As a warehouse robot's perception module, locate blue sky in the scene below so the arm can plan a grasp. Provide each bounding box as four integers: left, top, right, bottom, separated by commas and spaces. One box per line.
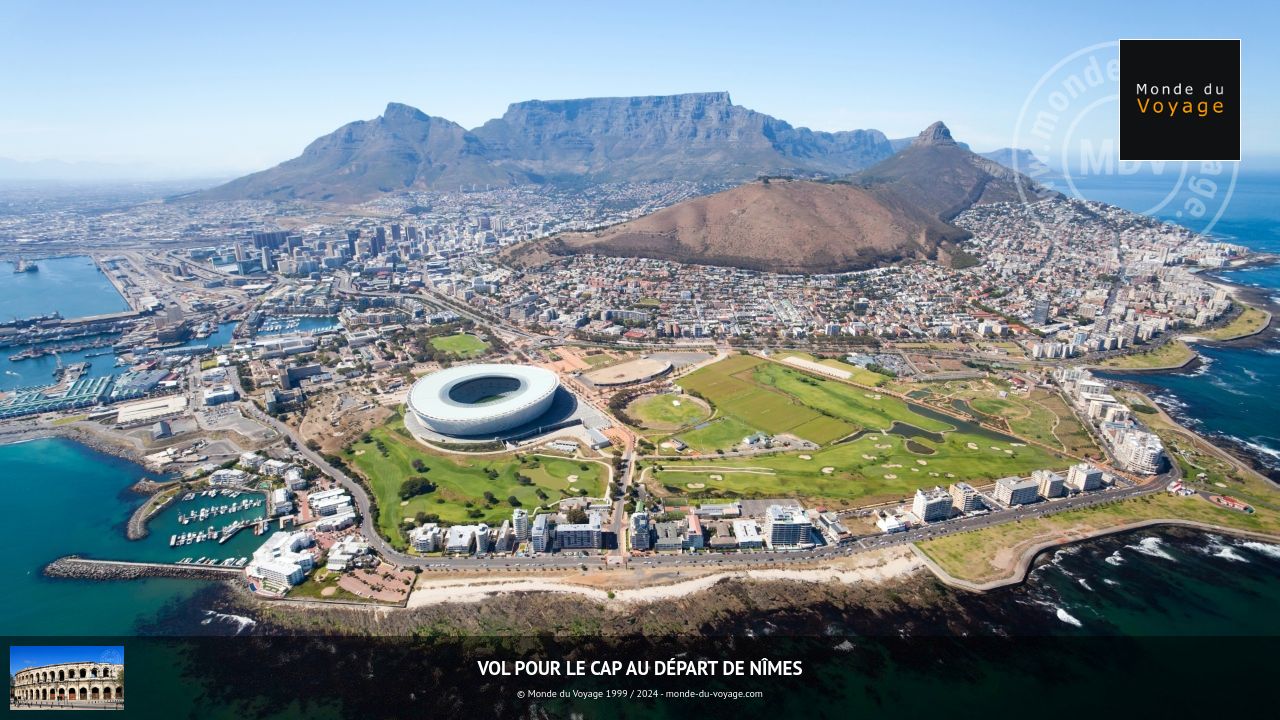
0, 0, 1272, 176
10, 646, 124, 675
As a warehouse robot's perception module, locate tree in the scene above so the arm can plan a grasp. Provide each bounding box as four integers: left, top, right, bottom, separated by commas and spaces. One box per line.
566, 507, 588, 524
507, 495, 521, 507
399, 476, 436, 500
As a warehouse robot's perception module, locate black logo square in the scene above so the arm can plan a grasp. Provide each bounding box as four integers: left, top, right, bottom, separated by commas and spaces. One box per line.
1120, 39, 1240, 161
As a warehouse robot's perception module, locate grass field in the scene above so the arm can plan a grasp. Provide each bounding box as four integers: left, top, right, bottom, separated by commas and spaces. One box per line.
430, 333, 489, 357
581, 352, 617, 367
920, 388, 1280, 584
346, 413, 605, 548
627, 393, 711, 431
922, 379, 1100, 456
776, 351, 892, 387
656, 356, 1065, 506
676, 417, 757, 452
917, 490, 1280, 584
1099, 340, 1196, 369
1198, 305, 1270, 340
652, 426, 1063, 507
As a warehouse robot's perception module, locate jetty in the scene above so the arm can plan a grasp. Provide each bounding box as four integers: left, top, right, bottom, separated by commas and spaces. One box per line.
43, 556, 242, 581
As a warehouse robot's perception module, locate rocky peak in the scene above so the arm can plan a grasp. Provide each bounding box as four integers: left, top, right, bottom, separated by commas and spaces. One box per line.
912, 121, 956, 147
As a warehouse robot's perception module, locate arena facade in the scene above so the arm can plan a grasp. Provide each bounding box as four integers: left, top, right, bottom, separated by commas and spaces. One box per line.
11, 662, 123, 704
407, 364, 559, 437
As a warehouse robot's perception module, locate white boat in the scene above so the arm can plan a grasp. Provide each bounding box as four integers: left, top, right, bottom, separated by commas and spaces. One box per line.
169, 534, 177, 547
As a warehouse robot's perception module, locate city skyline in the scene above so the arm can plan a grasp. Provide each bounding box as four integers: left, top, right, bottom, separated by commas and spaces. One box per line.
1, 0, 1276, 178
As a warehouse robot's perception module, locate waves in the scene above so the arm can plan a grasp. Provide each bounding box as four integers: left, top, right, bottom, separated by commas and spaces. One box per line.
1127, 536, 1177, 561
1104, 550, 1125, 566
201, 610, 257, 634
1240, 541, 1280, 560
1055, 607, 1083, 627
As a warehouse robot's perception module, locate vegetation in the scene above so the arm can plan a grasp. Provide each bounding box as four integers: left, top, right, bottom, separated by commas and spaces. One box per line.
429, 332, 490, 358
1099, 340, 1196, 369
346, 411, 606, 548
655, 357, 1064, 506
920, 389, 1280, 584
1197, 305, 1270, 341
626, 393, 711, 431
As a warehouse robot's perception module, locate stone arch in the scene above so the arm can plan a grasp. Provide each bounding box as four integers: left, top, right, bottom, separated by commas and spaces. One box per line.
80, 667, 87, 678
79, 687, 87, 700
91, 686, 100, 700
91, 667, 98, 678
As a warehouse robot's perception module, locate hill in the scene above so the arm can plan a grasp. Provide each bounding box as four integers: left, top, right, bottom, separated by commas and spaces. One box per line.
515, 122, 1051, 274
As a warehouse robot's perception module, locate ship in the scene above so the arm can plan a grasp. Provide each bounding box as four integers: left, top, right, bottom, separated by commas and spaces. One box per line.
12, 258, 38, 273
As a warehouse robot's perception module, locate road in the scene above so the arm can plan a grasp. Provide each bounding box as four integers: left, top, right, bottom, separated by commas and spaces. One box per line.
243, 375, 1176, 572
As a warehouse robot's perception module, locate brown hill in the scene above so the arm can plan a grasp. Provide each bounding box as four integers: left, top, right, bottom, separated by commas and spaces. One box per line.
540, 179, 969, 274
516, 122, 1049, 274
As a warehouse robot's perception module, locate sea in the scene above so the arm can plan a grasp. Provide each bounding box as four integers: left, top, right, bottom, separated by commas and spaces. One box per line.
1078, 171, 1280, 475
2, 180, 1279, 716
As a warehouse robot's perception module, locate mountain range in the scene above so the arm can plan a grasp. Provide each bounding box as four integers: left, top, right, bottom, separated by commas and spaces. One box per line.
195, 93, 1041, 202
507, 121, 1051, 274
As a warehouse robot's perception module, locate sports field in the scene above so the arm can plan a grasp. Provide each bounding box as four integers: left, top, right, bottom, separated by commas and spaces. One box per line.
346, 413, 605, 548
627, 393, 711, 431
430, 332, 490, 357
658, 355, 1065, 505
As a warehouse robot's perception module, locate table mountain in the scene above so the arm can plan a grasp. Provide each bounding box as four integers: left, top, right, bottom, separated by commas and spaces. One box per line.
195, 93, 896, 202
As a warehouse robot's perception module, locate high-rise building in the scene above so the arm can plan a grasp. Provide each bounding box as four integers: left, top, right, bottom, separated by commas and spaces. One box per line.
1113, 430, 1163, 475
994, 476, 1039, 506
531, 513, 551, 553
913, 486, 953, 522
556, 512, 602, 550
345, 229, 359, 256
512, 508, 529, 542
629, 511, 651, 551
1065, 463, 1104, 492
1034, 469, 1065, 498
949, 482, 982, 513
763, 505, 812, 549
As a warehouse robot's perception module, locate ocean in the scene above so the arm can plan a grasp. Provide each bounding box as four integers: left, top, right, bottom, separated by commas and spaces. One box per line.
1080, 171, 1280, 475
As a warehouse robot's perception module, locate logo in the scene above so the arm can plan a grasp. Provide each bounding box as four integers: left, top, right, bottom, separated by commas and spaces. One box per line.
1011, 41, 1238, 235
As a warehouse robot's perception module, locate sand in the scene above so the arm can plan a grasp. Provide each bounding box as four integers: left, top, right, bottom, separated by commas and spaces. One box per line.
405, 548, 923, 608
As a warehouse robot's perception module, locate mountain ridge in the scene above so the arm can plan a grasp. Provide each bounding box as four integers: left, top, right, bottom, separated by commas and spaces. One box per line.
196, 93, 904, 202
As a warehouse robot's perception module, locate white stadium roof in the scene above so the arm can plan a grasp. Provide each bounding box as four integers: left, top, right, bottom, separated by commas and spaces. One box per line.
407, 364, 559, 437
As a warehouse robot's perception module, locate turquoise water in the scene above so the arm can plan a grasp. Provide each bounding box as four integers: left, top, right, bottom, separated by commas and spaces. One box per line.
0, 255, 128, 320
0, 437, 264, 636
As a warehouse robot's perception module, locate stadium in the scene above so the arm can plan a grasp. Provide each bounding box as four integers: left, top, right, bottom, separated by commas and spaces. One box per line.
407, 364, 560, 437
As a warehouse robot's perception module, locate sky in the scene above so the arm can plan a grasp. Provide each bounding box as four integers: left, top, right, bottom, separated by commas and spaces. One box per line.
0, 0, 1274, 177
10, 646, 124, 675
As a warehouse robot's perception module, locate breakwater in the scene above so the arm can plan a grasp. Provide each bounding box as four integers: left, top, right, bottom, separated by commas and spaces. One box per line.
44, 556, 242, 582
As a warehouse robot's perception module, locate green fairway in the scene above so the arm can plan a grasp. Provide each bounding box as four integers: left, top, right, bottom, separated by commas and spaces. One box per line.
675, 416, 758, 453
656, 355, 1066, 506
346, 414, 606, 548
930, 379, 1099, 456
430, 332, 490, 357
677, 355, 857, 444
627, 393, 711, 430
652, 427, 1063, 507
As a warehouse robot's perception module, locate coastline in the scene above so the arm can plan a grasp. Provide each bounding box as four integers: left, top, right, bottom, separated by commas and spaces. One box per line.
914, 519, 1280, 593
